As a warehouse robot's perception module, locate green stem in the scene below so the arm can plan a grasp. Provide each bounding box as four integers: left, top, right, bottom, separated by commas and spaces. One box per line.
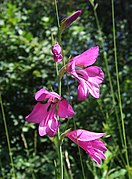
54, 0, 62, 44
92, 1, 129, 174
31, 172, 36, 179
57, 64, 63, 178
58, 78, 61, 96
55, 61, 59, 77
55, 45, 63, 179
54, 0, 60, 28
111, 0, 130, 176
21, 132, 36, 178
34, 130, 37, 155
73, 119, 86, 179
91, 1, 124, 147
54, 1, 68, 178
0, 158, 5, 179
57, 129, 63, 179
54, 160, 58, 179
90, 3, 127, 167
0, 94, 16, 179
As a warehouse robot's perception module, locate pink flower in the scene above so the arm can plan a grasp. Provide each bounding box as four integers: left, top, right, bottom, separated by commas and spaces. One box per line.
66, 129, 107, 165
52, 43, 63, 63
60, 10, 82, 33
25, 88, 75, 137
66, 46, 104, 101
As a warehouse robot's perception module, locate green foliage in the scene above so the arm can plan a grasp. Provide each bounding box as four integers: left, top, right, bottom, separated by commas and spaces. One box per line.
0, 0, 131, 178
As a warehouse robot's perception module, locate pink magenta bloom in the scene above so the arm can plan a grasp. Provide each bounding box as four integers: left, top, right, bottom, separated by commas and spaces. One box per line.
66, 46, 104, 101
66, 129, 107, 165
25, 88, 75, 137
52, 43, 63, 63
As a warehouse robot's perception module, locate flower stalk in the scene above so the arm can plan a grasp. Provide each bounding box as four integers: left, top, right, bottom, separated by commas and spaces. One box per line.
57, 128, 63, 179
56, 62, 63, 178
0, 94, 16, 179
54, 1, 64, 176
111, 0, 130, 177
24, 3, 108, 178
89, 0, 124, 156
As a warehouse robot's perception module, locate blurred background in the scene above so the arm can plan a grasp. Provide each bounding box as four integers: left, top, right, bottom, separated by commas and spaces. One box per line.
0, 0, 132, 178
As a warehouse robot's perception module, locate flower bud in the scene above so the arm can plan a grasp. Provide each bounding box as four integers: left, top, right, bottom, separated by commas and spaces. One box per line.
52, 43, 63, 63
60, 10, 82, 33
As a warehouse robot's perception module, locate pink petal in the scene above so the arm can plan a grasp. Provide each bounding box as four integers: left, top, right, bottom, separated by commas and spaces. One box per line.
52, 44, 63, 63
66, 129, 105, 142
35, 88, 61, 101
38, 120, 47, 136
66, 60, 79, 78
87, 145, 106, 165
38, 105, 57, 136
87, 81, 100, 98
52, 44, 62, 54
46, 117, 60, 137
85, 66, 104, 84
78, 80, 89, 101
92, 140, 107, 152
35, 88, 50, 101
87, 148, 101, 165
71, 46, 99, 67
94, 149, 106, 160
54, 54, 63, 63
25, 103, 47, 123
76, 69, 89, 80
58, 99, 75, 118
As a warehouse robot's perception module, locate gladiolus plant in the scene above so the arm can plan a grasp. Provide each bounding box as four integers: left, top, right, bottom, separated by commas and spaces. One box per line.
25, 8, 107, 179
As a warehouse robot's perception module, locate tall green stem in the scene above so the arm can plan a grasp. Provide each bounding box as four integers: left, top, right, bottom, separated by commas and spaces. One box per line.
90, 0, 129, 175
57, 64, 63, 178
56, 74, 63, 178
54, 0, 60, 29
0, 94, 16, 179
57, 128, 63, 179
55, 59, 63, 179
90, 1, 123, 147
111, 0, 130, 176
54, 0, 61, 44
0, 158, 5, 179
